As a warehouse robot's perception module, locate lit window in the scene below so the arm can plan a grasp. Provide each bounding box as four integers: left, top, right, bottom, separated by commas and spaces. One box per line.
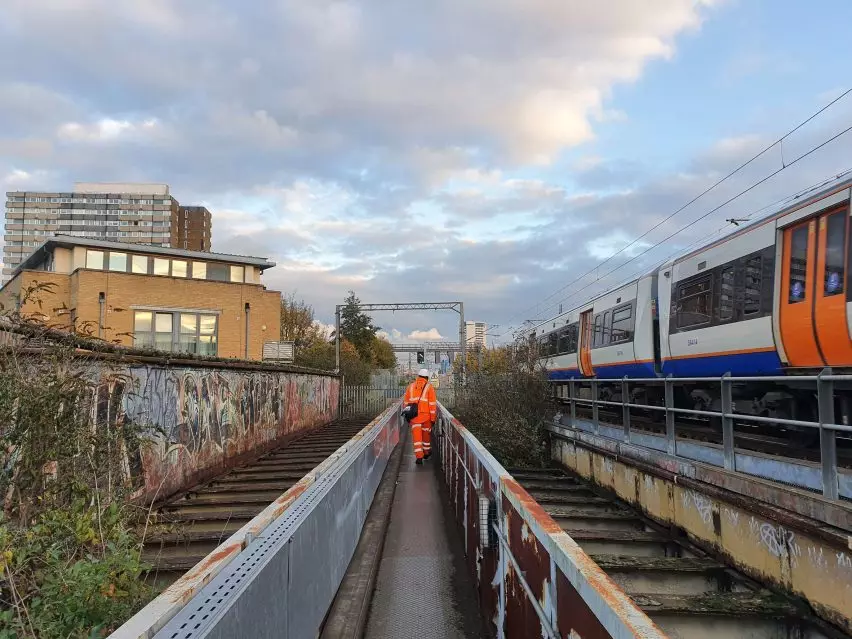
172, 260, 187, 277
230, 265, 244, 283
192, 262, 207, 279
153, 258, 170, 276
133, 311, 154, 348
108, 252, 127, 272
86, 250, 104, 270
179, 313, 198, 353
154, 313, 173, 351
131, 255, 148, 274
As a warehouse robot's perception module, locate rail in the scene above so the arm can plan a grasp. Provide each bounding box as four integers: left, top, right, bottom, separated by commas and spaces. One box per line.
436, 404, 666, 638
111, 405, 401, 639
552, 370, 847, 500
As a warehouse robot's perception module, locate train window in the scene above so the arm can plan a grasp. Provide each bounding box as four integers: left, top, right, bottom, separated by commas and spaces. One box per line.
569, 323, 579, 352
719, 267, 735, 321
611, 304, 633, 343
603, 311, 612, 346
789, 225, 808, 303
538, 336, 548, 356
677, 275, 712, 328
824, 212, 846, 296
744, 256, 762, 315
548, 332, 558, 355
593, 314, 604, 347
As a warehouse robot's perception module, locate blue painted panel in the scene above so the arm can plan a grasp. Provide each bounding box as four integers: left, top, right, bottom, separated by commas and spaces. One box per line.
548, 368, 581, 380
661, 349, 783, 377
593, 361, 658, 379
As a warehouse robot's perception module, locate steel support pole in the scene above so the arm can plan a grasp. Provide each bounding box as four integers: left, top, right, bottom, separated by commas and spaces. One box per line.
721, 373, 735, 471
622, 377, 630, 443
569, 379, 576, 426
591, 380, 599, 434
818, 367, 838, 500
665, 376, 676, 455
459, 302, 466, 385
334, 306, 341, 374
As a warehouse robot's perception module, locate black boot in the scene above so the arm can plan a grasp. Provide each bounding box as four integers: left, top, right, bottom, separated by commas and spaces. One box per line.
415, 458, 423, 465
424, 452, 432, 460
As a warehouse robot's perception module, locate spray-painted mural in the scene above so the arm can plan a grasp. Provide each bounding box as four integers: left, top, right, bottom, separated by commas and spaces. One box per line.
91, 364, 339, 504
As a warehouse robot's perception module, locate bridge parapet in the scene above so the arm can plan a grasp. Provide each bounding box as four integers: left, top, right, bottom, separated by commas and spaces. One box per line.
437, 405, 666, 638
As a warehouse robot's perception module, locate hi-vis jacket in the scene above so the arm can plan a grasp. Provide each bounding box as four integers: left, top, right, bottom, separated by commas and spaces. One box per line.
403, 377, 437, 425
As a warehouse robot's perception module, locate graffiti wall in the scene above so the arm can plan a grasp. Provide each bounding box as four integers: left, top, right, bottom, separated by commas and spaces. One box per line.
92, 363, 339, 504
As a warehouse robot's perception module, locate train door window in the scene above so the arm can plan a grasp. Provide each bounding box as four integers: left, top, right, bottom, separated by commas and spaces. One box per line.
593, 314, 604, 347
603, 311, 612, 346
788, 225, 809, 303
824, 211, 846, 296
610, 304, 633, 343
677, 275, 712, 328
719, 267, 735, 321
744, 256, 762, 315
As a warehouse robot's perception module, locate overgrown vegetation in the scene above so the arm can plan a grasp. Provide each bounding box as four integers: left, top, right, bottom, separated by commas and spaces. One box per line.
0, 285, 155, 638
454, 339, 552, 468
280, 290, 396, 384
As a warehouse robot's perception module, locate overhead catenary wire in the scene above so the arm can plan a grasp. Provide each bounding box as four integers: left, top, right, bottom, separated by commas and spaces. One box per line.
499, 88, 852, 338
506, 124, 852, 339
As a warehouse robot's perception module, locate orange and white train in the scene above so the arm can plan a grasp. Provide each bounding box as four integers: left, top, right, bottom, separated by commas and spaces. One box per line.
532, 171, 852, 421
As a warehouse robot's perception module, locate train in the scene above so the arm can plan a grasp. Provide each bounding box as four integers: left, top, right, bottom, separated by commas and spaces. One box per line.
530, 171, 852, 427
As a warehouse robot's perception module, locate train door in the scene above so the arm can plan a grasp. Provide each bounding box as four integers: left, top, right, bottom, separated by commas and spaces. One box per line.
779, 207, 852, 367
578, 310, 594, 376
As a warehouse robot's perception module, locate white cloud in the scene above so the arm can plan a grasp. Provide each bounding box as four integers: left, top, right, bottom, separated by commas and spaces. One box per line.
408, 329, 444, 341
57, 117, 160, 143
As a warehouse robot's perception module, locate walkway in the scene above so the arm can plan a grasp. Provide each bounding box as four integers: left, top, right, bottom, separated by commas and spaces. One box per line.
364, 434, 486, 639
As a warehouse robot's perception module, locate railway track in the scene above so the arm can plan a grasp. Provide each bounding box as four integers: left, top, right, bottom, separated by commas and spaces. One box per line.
512, 467, 849, 638
562, 402, 852, 467
142, 416, 372, 586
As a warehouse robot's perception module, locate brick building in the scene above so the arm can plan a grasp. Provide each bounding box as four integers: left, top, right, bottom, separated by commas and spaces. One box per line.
0, 236, 280, 361
3, 183, 211, 282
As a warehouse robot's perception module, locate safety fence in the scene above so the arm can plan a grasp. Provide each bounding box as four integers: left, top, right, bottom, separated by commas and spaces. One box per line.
436, 404, 665, 638
551, 372, 852, 501
111, 405, 402, 639
338, 384, 456, 417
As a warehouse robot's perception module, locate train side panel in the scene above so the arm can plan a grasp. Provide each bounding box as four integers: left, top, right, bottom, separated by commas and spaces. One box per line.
633, 273, 658, 376
661, 221, 783, 377
589, 281, 655, 378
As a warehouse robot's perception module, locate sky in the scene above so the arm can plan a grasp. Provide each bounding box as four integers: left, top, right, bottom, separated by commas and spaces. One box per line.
2, 0, 852, 345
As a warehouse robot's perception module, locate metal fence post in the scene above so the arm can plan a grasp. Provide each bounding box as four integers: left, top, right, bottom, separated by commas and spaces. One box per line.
721, 373, 735, 471
817, 368, 838, 500
591, 379, 599, 434
621, 377, 630, 443
569, 379, 576, 426
664, 375, 676, 455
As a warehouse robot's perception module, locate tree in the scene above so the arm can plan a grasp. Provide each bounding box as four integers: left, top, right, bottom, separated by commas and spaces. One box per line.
280, 293, 324, 349
370, 336, 397, 369
339, 291, 380, 361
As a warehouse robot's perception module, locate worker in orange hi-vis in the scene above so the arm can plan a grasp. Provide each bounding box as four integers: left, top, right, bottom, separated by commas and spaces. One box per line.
401, 369, 437, 465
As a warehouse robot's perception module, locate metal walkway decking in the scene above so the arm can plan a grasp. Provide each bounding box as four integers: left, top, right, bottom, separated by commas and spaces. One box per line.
364, 440, 486, 639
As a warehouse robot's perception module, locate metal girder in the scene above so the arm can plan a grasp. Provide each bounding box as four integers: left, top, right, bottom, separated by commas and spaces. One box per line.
350, 302, 462, 313
390, 342, 467, 353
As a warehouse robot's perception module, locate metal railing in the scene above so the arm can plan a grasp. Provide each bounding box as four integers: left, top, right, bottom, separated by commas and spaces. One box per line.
551, 370, 850, 500
436, 404, 665, 638
339, 385, 456, 417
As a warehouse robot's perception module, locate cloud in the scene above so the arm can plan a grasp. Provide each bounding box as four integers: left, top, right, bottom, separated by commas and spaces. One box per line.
407, 329, 445, 342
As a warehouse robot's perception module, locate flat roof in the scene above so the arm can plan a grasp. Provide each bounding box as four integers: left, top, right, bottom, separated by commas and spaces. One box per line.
13, 235, 276, 275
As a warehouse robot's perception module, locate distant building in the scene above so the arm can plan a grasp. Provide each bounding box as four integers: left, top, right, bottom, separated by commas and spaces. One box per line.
0, 236, 280, 361
465, 321, 487, 349
3, 183, 212, 282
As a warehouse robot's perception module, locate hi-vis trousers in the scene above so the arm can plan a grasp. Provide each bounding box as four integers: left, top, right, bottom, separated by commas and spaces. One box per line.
410, 421, 433, 459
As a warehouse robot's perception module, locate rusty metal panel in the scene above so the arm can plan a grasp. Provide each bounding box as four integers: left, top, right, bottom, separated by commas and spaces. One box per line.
438, 405, 666, 639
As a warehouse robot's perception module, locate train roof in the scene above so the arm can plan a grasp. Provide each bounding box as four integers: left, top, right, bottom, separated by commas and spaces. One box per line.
668, 168, 852, 265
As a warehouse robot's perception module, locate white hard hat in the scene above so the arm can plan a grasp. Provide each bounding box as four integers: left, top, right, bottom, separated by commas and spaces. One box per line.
418, 368, 429, 378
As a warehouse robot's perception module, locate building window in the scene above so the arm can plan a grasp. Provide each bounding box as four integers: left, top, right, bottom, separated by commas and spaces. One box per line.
230, 265, 244, 283
192, 262, 207, 279
132, 255, 148, 274
108, 252, 127, 272
207, 263, 229, 282
86, 250, 104, 270
172, 260, 188, 278
153, 258, 170, 276
133, 309, 219, 355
